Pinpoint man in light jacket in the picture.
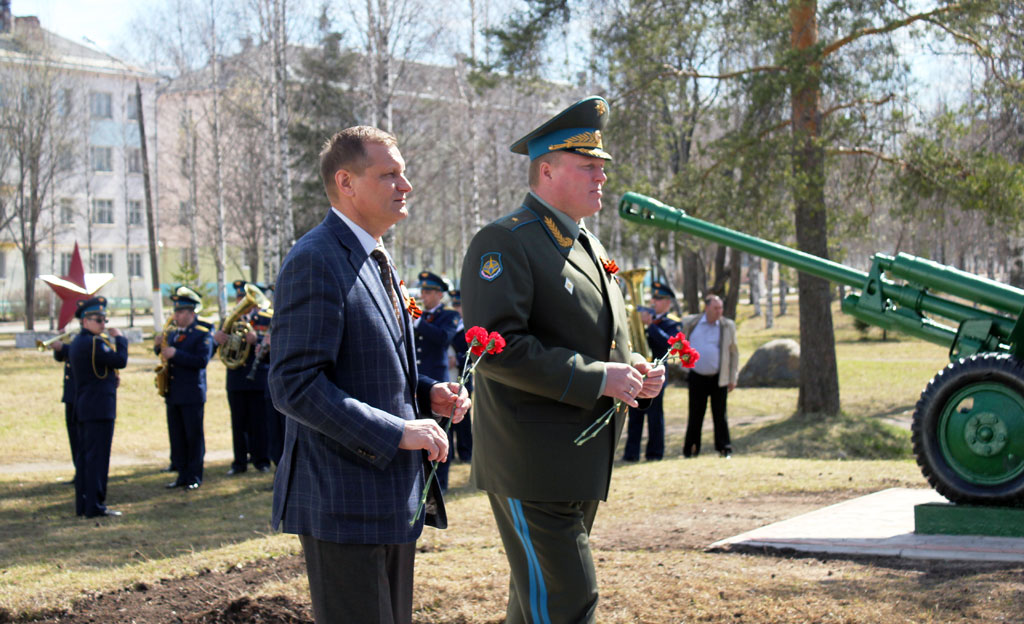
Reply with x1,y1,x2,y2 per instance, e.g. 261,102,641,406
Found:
681,295,739,458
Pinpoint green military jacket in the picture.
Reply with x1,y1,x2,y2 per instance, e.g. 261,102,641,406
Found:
460,193,643,501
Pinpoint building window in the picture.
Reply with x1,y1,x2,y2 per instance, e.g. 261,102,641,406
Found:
60,198,74,224
60,252,72,276
57,147,74,172
90,92,112,119
128,200,143,225
90,146,113,172
92,199,114,225
178,201,191,226
126,93,139,120
127,148,142,173
94,252,114,274
58,88,72,117
128,252,143,278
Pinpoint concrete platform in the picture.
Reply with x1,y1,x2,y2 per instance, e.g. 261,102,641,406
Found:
711,487,1024,562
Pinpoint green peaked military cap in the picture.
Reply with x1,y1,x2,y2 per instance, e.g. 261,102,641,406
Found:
510,95,613,161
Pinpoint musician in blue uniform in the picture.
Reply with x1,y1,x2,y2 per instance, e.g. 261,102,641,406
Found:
447,289,473,464
155,287,215,490
68,297,128,517
50,336,77,483
622,281,681,462
213,280,271,475
413,271,460,490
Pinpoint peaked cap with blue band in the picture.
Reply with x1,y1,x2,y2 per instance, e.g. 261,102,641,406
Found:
510,96,613,161
75,296,108,319
417,271,448,291
650,281,676,299
232,279,247,297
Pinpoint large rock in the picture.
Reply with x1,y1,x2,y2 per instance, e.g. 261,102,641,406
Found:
738,338,800,387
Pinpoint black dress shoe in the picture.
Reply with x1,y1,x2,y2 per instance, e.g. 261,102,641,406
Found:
255,465,271,473
184,482,201,490
226,467,245,476
165,480,183,489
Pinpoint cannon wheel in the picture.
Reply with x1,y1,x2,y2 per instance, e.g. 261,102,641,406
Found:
912,353,1024,505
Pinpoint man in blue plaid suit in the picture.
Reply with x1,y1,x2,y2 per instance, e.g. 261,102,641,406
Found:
269,126,470,624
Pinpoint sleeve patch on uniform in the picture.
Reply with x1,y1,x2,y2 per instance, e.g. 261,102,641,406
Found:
480,253,503,281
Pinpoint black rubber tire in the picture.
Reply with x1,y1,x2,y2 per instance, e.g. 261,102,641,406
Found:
912,353,1024,506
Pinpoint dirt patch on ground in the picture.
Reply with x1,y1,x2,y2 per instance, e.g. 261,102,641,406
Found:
596,490,847,551
11,557,311,624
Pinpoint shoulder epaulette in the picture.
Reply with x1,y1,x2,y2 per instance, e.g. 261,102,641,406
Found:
495,209,538,231
195,321,212,332
667,313,682,323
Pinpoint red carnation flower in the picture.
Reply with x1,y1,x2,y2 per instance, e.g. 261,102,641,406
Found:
486,331,506,355
465,326,489,356
667,333,688,355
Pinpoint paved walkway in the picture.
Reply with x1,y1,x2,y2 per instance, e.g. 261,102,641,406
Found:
712,487,1024,562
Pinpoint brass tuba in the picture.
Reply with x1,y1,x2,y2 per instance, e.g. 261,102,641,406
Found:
620,268,652,361
154,316,175,396
219,283,272,369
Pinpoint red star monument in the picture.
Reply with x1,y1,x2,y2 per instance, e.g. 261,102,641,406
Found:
38,242,114,330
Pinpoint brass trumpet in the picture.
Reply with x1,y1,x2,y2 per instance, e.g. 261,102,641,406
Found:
36,330,76,351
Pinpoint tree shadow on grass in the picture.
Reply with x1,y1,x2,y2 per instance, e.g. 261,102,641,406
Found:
0,460,276,572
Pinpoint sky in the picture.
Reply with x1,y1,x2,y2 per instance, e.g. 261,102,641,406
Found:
11,0,141,52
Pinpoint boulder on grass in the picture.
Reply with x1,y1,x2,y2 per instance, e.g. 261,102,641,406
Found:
738,338,800,387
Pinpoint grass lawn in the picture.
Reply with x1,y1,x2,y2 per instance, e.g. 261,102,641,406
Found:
2,303,995,622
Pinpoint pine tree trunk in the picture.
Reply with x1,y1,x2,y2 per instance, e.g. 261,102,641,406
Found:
791,0,840,415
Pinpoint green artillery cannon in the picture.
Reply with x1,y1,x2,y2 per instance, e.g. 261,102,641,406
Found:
620,191,1024,507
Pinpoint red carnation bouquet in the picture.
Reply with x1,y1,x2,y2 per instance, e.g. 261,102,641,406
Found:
574,331,699,446
411,326,505,525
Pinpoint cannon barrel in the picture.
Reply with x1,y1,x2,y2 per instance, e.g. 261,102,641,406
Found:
619,192,867,288
618,191,1022,356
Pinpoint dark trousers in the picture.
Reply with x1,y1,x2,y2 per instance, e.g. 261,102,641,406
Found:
684,371,731,456
167,403,205,485
227,389,270,471
265,387,286,466
436,412,472,492
75,419,114,517
451,411,473,461
488,494,600,624
623,388,665,461
64,401,79,476
299,535,415,624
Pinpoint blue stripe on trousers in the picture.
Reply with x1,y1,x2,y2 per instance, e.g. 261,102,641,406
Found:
508,498,551,624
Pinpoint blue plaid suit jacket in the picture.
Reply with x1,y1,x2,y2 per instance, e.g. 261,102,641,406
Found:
270,213,437,544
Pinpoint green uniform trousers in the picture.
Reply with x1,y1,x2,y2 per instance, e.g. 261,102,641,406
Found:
488,493,601,624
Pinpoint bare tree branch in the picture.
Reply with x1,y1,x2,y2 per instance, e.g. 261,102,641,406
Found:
821,4,966,58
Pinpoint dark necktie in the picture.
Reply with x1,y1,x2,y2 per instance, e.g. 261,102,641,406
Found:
370,248,403,325
577,230,600,267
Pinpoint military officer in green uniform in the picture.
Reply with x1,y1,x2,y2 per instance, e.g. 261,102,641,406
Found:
460,96,666,624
